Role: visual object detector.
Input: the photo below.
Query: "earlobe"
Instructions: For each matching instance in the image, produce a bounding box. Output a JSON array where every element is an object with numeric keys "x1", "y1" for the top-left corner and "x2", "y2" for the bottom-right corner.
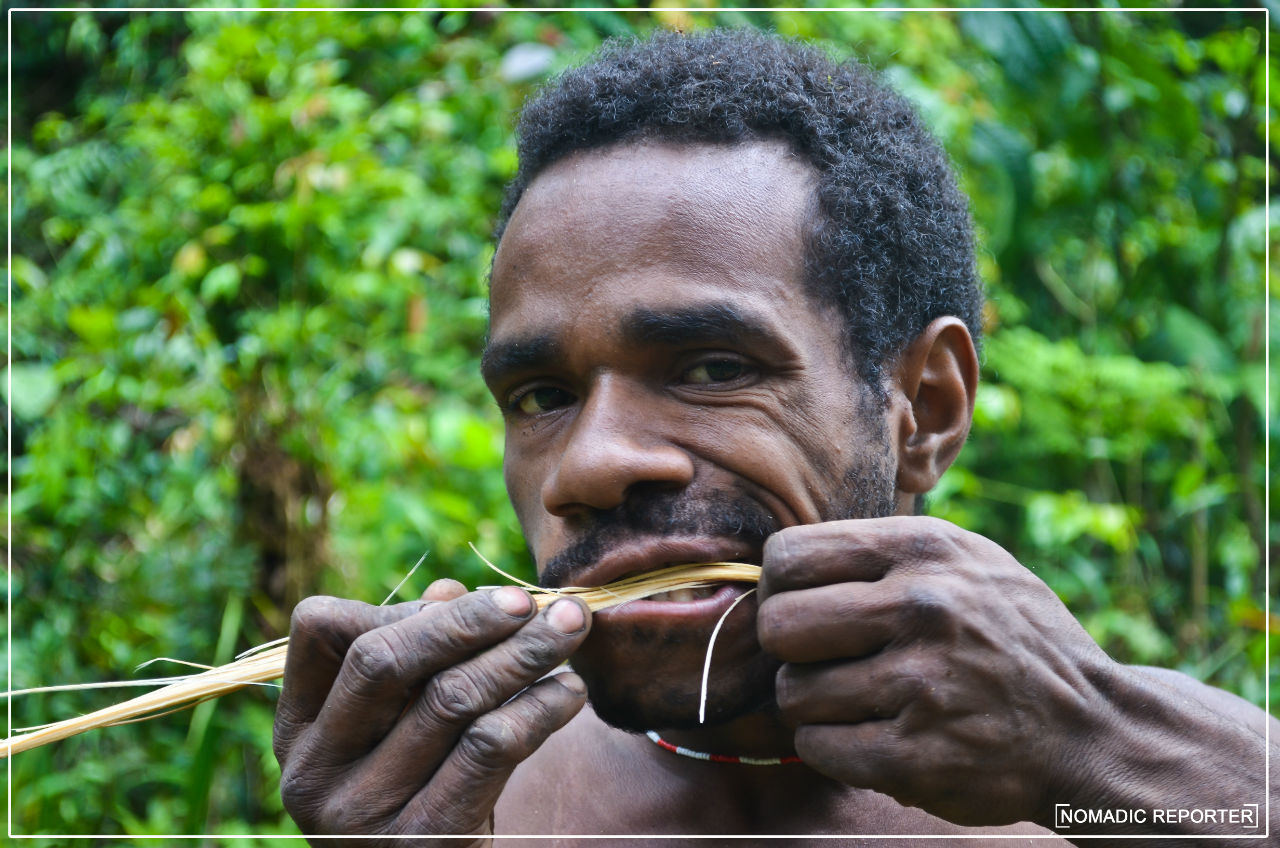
[{"x1": 890, "y1": 317, "x2": 979, "y2": 494}]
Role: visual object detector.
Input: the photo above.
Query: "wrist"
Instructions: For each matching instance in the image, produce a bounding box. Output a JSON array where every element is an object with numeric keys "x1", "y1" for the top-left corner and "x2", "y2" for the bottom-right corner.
[{"x1": 1037, "y1": 662, "x2": 1267, "y2": 840}]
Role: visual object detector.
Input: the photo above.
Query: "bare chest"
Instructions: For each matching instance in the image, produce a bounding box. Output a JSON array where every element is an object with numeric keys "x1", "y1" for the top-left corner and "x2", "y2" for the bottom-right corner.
[{"x1": 493, "y1": 720, "x2": 1063, "y2": 845}]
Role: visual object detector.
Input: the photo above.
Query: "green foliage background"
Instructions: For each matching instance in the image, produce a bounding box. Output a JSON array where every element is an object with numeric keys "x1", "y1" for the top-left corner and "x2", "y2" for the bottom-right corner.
[{"x1": 5, "y1": 6, "x2": 1271, "y2": 842}]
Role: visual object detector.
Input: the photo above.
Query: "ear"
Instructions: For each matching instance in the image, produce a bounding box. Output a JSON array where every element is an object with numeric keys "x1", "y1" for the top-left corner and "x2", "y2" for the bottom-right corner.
[{"x1": 889, "y1": 316, "x2": 979, "y2": 494}]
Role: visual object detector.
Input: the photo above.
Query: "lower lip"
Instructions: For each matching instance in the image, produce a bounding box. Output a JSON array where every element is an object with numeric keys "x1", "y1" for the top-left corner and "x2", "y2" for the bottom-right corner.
[{"x1": 593, "y1": 582, "x2": 755, "y2": 624}]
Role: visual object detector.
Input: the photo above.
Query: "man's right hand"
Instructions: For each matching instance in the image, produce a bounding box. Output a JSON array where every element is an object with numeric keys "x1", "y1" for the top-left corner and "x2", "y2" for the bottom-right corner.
[{"x1": 272, "y1": 579, "x2": 591, "y2": 845}]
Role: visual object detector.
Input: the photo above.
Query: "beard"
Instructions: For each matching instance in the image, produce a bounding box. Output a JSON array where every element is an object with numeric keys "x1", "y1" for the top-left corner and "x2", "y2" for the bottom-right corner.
[
  {"x1": 537, "y1": 488, "x2": 780, "y2": 591},
  {"x1": 536, "y1": 430, "x2": 898, "y2": 734},
  {"x1": 539, "y1": 487, "x2": 786, "y2": 733}
]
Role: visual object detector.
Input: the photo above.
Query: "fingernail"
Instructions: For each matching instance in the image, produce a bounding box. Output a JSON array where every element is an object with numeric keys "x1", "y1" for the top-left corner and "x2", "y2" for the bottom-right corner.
[
  {"x1": 422, "y1": 578, "x2": 466, "y2": 602},
  {"x1": 556, "y1": 671, "x2": 587, "y2": 696},
  {"x1": 547, "y1": 598, "x2": 586, "y2": 633},
  {"x1": 492, "y1": 586, "x2": 532, "y2": 617}
]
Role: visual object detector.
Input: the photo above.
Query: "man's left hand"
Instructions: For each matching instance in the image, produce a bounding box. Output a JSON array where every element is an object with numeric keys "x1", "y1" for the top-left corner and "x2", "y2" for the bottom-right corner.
[{"x1": 756, "y1": 516, "x2": 1117, "y2": 827}]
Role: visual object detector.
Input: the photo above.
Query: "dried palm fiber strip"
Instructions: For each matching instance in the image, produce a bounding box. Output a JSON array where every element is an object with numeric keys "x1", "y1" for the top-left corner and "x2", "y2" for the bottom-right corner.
[{"x1": 3, "y1": 562, "x2": 760, "y2": 758}]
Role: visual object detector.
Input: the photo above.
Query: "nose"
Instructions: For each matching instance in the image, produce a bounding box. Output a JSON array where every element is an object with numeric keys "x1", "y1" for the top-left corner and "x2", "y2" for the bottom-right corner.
[{"x1": 542, "y1": 377, "x2": 695, "y2": 516}]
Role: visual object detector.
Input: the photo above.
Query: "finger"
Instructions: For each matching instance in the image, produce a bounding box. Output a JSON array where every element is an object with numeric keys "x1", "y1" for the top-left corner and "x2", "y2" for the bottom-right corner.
[
  {"x1": 423, "y1": 578, "x2": 468, "y2": 602},
  {"x1": 346, "y1": 597, "x2": 590, "y2": 799},
  {"x1": 759, "y1": 520, "x2": 896, "y2": 599},
  {"x1": 275, "y1": 595, "x2": 433, "y2": 761},
  {"x1": 774, "y1": 649, "x2": 929, "y2": 725},
  {"x1": 794, "y1": 713, "x2": 1031, "y2": 827},
  {"x1": 297, "y1": 587, "x2": 538, "y2": 770},
  {"x1": 793, "y1": 721, "x2": 910, "y2": 794},
  {"x1": 756, "y1": 582, "x2": 898, "y2": 662},
  {"x1": 759, "y1": 516, "x2": 965, "y2": 598},
  {"x1": 398, "y1": 671, "x2": 589, "y2": 835},
  {"x1": 757, "y1": 514, "x2": 977, "y2": 602}
]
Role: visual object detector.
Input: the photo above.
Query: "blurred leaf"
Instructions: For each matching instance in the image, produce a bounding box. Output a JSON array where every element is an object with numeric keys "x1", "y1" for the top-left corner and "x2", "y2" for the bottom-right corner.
[
  {"x1": 6, "y1": 363, "x2": 61, "y2": 420},
  {"x1": 199, "y1": 263, "x2": 242, "y2": 302}
]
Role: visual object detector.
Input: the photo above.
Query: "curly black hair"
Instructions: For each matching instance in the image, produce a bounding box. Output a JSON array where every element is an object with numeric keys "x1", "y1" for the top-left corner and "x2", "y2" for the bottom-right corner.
[{"x1": 495, "y1": 27, "x2": 982, "y2": 390}]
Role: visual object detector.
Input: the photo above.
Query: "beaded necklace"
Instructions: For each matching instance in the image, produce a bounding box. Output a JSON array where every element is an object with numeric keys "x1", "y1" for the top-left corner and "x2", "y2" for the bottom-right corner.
[{"x1": 645, "y1": 730, "x2": 803, "y2": 765}]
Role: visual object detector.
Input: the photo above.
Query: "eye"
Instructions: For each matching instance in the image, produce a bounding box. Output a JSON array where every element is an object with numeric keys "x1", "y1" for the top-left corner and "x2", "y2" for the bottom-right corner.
[
  {"x1": 511, "y1": 386, "x2": 574, "y2": 415},
  {"x1": 682, "y1": 358, "x2": 750, "y2": 385}
]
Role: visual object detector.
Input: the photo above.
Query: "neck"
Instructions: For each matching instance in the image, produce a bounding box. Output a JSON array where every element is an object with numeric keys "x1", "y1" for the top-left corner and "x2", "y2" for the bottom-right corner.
[
  {"x1": 655, "y1": 709, "x2": 798, "y2": 761},
  {"x1": 635, "y1": 711, "x2": 848, "y2": 804}
]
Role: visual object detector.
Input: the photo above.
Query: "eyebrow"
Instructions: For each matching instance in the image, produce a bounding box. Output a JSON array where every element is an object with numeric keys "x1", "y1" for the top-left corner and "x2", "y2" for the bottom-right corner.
[
  {"x1": 480, "y1": 303, "x2": 783, "y2": 386},
  {"x1": 480, "y1": 334, "x2": 563, "y2": 386},
  {"x1": 622, "y1": 303, "x2": 778, "y2": 349}
]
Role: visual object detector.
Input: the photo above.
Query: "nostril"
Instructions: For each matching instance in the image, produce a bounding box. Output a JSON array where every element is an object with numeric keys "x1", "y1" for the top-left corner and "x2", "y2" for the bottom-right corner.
[
  {"x1": 545, "y1": 498, "x2": 597, "y2": 520},
  {"x1": 542, "y1": 442, "x2": 695, "y2": 516},
  {"x1": 625, "y1": 479, "x2": 689, "y2": 502}
]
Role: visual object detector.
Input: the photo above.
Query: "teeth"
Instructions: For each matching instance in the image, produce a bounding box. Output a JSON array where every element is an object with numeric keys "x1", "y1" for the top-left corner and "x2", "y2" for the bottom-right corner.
[{"x1": 648, "y1": 587, "x2": 714, "y2": 603}]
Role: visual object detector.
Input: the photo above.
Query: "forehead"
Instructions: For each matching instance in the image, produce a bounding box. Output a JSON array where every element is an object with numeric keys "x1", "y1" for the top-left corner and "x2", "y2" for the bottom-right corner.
[{"x1": 489, "y1": 141, "x2": 819, "y2": 337}]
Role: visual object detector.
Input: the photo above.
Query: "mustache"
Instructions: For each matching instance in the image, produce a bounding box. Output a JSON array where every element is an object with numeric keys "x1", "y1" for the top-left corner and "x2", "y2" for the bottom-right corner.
[{"x1": 538, "y1": 489, "x2": 779, "y2": 589}]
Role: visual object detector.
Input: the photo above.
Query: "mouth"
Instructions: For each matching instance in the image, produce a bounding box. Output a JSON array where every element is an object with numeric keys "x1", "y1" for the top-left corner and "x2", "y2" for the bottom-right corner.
[
  {"x1": 543, "y1": 537, "x2": 760, "y2": 622},
  {"x1": 590, "y1": 578, "x2": 756, "y2": 631},
  {"x1": 642, "y1": 585, "x2": 720, "y2": 603},
  {"x1": 553, "y1": 536, "x2": 761, "y2": 592}
]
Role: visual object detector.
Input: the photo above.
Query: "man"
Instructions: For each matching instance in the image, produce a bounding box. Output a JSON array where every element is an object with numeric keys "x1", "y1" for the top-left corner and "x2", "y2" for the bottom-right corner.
[{"x1": 272, "y1": 29, "x2": 1274, "y2": 844}]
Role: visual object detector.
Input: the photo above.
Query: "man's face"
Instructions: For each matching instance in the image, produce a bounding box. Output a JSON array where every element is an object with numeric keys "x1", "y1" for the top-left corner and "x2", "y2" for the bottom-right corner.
[{"x1": 484, "y1": 141, "x2": 900, "y2": 731}]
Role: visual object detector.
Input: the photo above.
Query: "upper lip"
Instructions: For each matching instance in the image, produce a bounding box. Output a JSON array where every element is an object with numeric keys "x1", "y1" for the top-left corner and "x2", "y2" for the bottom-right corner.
[{"x1": 556, "y1": 536, "x2": 762, "y2": 589}]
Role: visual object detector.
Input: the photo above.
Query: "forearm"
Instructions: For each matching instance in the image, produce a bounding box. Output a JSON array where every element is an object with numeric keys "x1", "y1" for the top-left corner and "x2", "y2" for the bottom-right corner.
[{"x1": 1046, "y1": 663, "x2": 1276, "y2": 846}]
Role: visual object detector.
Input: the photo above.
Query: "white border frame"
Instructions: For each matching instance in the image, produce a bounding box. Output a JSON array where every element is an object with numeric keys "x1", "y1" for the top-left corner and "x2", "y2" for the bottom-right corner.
[{"x1": 5, "y1": 5, "x2": 1271, "y2": 841}]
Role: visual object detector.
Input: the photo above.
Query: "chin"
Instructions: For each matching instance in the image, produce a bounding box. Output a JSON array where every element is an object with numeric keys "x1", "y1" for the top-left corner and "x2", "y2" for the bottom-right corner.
[{"x1": 570, "y1": 650, "x2": 780, "y2": 733}]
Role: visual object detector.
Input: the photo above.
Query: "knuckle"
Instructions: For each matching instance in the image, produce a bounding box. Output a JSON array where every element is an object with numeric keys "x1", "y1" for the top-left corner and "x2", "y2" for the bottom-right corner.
[
  {"x1": 907, "y1": 517, "x2": 961, "y2": 564},
  {"x1": 319, "y1": 793, "x2": 380, "y2": 837},
  {"x1": 511, "y1": 632, "x2": 567, "y2": 675},
  {"x1": 902, "y1": 584, "x2": 950, "y2": 634},
  {"x1": 345, "y1": 629, "x2": 411, "y2": 688},
  {"x1": 448, "y1": 591, "x2": 502, "y2": 634},
  {"x1": 515, "y1": 685, "x2": 562, "y2": 730},
  {"x1": 278, "y1": 763, "x2": 304, "y2": 809},
  {"x1": 289, "y1": 595, "x2": 342, "y2": 636},
  {"x1": 907, "y1": 532, "x2": 941, "y2": 566},
  {"x1": 421, "y1": 665, "x2": 491, "y2": 724},
  {"x1": 403, "y1": 796, "x2": 486, "y2": 841},
  {"x1": 280, "y1": 761, "x2": 402, "y2": 841},
  {"x1": 273, "y1": 695, "x2": 315, "y2": 756},
  {"x1": 898, "y1": 655, "x2": 933, "y2": 701},
  {"x1": 422, "y1": 616, "x2": 474, "y2": 659},
  {"x1": 279, "y1": 764, "x2": 327, "y2": 829},
  {"x1": 917, "y1": 515, "x2": 953, "y2": 536},
  {"x1": 457, "y1": 712, "x2": 523, "y2": 775},
  {"x1": 431, "y1": 592, "x2": 522, "y2": 656}
]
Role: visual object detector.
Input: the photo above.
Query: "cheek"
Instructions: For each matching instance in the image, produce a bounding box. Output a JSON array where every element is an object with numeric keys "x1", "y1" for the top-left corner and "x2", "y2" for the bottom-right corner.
[
  {"x1": 502, "y1": 445, "x2": 579, "y2": 571},
  {"x1": 692, "y1": 394, "x2": 864, "y2": 516},
  {"x1": 777, "y1": 384, "x2": 886, "y2": 478},
  {"x1": 681, "y1": 420, "x2": 827, "y2": 525},
  {"x1": 503, "y1": 450, "x2": 548, "y2": 532}
]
